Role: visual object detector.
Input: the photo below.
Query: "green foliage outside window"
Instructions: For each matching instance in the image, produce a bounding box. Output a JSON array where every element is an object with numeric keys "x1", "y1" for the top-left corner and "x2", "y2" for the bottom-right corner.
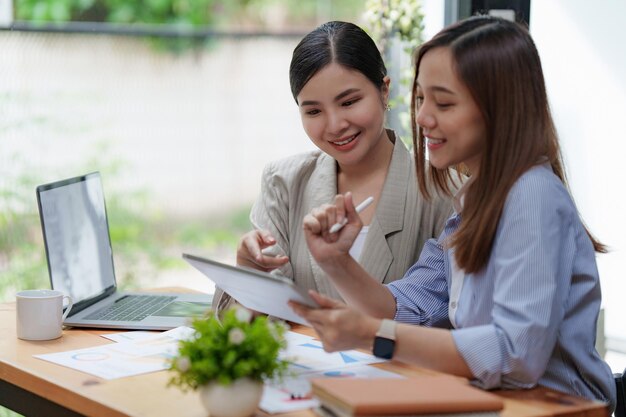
[
  {"x1": 364, "y1": 0, "x2": 425, "y2": 143},
  {"x1": 0, "y1": 147, "x2": 157, "y2": 302},
  {"x1": 16, "y1": 0, "x2": 217, "y2": 26},
  {"x1": 15, "y1": 0, "x2": 366, "y2": 51},
  {"x1": 15, "y1": 0, "x2": 365, "y2": 27},
  {"x1": 364, "y1": 0, "x2": 424, "y2": 54},
  {"x1": 0, "y1": 407, "x2": 20, "y2": 417},
  {"x1": 0, "y1": 145, "x2": 252, "y2": 303},
  {"x1": 0, "y1": 165, "x2": 45, "y2": 299}
]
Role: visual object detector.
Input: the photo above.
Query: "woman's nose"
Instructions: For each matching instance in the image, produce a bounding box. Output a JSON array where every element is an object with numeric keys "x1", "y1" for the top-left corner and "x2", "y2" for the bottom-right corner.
[
  {"x1": 326, "y1": 111, "x2": 348, "y2": 135},
  {"x1": 416, "y1": 105, "x2": 436, "y2": 130}
]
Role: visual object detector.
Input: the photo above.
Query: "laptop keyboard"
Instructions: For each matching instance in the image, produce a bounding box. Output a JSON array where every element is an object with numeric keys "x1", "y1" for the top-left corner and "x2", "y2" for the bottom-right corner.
[{"x1": 85, "y1": 295, "x2": 176, "y2": 321}]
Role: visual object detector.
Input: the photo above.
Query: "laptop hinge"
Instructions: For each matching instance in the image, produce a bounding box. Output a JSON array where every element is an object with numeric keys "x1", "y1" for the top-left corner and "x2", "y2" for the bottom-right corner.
[{"x1": 66, "y1": 285, "x2": 116, "y2": 317}]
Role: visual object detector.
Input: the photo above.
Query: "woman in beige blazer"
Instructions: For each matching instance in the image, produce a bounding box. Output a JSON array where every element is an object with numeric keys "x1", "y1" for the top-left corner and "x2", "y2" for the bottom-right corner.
[{"x1": 214, "y1": 21, "x2": 453, "y2": 310}]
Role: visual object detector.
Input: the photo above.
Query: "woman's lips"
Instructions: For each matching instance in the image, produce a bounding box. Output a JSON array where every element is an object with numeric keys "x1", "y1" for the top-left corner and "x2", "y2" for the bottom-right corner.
[
  {"x1": 329, "y1": 132, "x2": 361, "y2": 151},
  {"x1": 426, "y1": 136, "x2": 446, "y2": 151}
]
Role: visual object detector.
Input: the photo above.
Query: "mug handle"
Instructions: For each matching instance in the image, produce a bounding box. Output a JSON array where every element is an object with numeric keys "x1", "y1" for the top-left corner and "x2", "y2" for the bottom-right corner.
[{"x1": 62, "y1": 295, "x2": 73, "y2": 321}]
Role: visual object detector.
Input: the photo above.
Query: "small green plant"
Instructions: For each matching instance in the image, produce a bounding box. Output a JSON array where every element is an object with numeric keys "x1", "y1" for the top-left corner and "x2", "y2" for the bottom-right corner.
[{"x1": 168, "y1": 306, "x2": 289, "y2": 390}]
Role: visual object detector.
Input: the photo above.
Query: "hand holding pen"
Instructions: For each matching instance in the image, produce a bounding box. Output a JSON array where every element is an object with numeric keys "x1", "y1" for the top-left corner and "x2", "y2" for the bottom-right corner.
[
  {"x1": 302, "y1": 193, "x2": 374, "y2": 266},
  {"x1": 329, "y1": 196, "x2": 374, "y2": 233}
]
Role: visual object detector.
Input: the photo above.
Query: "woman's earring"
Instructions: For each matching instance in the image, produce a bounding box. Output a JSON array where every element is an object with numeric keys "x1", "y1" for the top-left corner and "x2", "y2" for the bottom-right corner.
[{"x1": 385, "y1": 104, "x2": 391, "y2": 112}]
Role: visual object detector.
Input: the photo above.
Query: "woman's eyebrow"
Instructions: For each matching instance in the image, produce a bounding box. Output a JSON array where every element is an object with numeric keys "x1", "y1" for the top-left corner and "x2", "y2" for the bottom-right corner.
[
  {"x1": 334, "y1": 88, "x2": 360, "y2": 102},
  {"x1": 416, "y1": 80, "x2": 455, "y2": 95},
  {"x1": 299, "y1": 88, "x2": 361, "y2": 107},
  {"x1": 299, "y1": 99, "x2": 319, "y2": 106},
  {"x1": 430, "y1": 85, "x2": 455, "y2": 95}
]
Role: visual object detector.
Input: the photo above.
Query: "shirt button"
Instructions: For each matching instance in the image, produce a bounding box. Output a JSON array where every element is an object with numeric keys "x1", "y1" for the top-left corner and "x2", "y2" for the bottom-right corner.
[{"x1": 450, "y1": 301, "x2": 457, "y2": 309}]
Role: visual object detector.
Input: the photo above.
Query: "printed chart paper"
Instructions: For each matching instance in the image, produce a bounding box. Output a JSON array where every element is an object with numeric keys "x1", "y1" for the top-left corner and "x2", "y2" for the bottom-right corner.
[
  {"x1": 34, "y1": 326, "x2": 194, "y2": 379},
  {"x1": 100, "y1": 331, "x2": 159, "y2": 343},
  {"x1": 282, "y1": 339, "x2": 385, "y2": 375}
]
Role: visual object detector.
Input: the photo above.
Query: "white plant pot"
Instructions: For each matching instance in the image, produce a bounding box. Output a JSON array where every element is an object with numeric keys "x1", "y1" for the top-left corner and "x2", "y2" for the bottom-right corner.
[{"x1": 199, "y1": 378, "x2": 264, "y2": 417}]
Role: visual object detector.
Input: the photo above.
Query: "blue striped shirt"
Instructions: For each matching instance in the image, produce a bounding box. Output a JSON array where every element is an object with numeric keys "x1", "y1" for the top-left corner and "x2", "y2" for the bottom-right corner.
[{"x1": 387, "y1": 164, "x2": 615, "y2": 409}]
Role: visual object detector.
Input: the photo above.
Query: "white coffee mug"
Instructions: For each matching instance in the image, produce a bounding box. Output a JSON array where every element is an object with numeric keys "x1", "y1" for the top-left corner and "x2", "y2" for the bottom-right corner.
[{"x1": 16, "y1": 289, "x2": 73, "y2": 341}]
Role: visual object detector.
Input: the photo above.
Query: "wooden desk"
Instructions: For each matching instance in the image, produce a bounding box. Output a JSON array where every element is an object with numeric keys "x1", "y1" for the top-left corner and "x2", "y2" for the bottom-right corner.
[{"x1": 0, "y1": 293, "x2": 609, "y2": 417}]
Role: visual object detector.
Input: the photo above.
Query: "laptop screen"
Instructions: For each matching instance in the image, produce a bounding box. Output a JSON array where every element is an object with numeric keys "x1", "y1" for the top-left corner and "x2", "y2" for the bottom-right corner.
[{"x1": 37, "y1": 172, "x2": 116, "y2": 305}]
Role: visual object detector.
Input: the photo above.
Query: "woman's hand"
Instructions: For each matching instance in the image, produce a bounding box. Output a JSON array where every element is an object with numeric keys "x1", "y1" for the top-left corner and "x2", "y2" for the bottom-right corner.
[
  {"x1": 302, "y1": 192, "x2": 362, "y2": 267},
  {"x1": 289, "y1": 291, "x2": 379, "y2": 353},
  {"x1": 236, "y1": 230, "x2": 289, "y2": 272}
]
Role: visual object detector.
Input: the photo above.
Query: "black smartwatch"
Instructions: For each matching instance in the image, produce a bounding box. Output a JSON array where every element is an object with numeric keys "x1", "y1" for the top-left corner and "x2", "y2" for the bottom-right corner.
[{"x1": 373, "y1": 319, "x2": 396, "y2": 359}]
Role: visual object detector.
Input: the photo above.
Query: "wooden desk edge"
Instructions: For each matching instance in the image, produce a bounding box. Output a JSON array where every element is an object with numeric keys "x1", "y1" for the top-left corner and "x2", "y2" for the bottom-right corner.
[{"x1": 0, "y1": 357, "x2": 128, "y2": 417}]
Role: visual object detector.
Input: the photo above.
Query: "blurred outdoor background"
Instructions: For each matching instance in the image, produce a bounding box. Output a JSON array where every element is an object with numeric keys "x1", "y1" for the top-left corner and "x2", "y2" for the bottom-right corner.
[
  {"x1": 0, "y1": 0, "x2": 366, "y2": 299},
  {"x1": 1, "y1": 0, "x2": 426, "y2": 305},
  {"x1": 1, "y1": 2, "x2": 625, "y2": 415}
]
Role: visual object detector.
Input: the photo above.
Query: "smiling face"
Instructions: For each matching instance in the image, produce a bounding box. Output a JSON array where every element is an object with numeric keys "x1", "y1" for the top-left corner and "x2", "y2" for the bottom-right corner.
[
  {"x1": 416, "y1": 47, "x2": 486, "y2": 175},
  {"x1": 297, "y1": 63, "x2": 391, "y2": 168}
]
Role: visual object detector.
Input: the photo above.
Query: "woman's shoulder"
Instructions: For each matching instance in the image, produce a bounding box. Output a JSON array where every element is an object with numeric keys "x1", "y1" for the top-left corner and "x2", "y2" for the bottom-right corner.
[
  {"x1": 262, "y1": 150, "x2": 326, "y2": 178},
  {"x1": 506, "y1": 164, "x2": 574, "y2": 214},
  {"x1": 511, "y1": 164, "x2": 566, "y2": 192}
]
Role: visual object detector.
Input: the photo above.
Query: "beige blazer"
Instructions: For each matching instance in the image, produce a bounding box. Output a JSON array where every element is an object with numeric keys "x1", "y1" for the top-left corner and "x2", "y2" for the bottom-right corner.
[{"x1": 214, "y1": 131, "x2": 454, "y2": 309}]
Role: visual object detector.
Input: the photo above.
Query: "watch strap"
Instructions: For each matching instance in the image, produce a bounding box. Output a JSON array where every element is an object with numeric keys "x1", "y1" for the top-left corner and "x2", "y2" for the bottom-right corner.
[{"x1": 376, "y1": 319, "x2": 396, "y2": 340}]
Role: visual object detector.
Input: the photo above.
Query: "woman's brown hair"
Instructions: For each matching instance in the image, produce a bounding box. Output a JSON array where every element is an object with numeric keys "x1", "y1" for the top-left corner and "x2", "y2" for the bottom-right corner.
[{"x1": 411, "y1": 16, "x2": 606, "y2": 274}]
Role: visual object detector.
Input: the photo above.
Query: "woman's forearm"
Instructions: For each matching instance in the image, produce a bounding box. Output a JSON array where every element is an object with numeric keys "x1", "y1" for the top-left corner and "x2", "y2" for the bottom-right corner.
[
  {"x1": 393, "y1": 323, "x2": 473, "y2": 377},
  {"x1": 320, "y1": 254, "x2": 397, "y2": 318},
  {"x1": 351, "y1": 316, "x2": 472, "y2": 377}
]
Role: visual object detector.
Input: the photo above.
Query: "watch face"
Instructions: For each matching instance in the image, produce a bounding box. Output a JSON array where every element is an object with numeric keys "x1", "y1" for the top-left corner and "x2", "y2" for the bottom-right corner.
[{"x1": 373, "y1": 336, "x2": 394, "y2": 359}]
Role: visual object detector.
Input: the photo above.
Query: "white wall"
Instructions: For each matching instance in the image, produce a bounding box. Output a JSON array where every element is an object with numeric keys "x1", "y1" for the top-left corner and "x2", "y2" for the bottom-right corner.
[
  {"x1": 0, "y1": 34, "x2": 314, "y2": 218},
  {"x1": 530, "y1": 2, "x2": 626, "y2": 346},
  {"x1": 421, "y1": 0, "x2": 445, "y2": 42}
]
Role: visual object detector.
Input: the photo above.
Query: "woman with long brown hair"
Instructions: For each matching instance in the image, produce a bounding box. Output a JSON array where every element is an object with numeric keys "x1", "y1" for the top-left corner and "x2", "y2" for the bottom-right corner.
[{"x1": 290, "y1": 15, "x2": 615, "y2": 409}]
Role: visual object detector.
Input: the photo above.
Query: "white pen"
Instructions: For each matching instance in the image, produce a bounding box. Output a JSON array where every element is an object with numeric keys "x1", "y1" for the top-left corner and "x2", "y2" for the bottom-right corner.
[{"x1": 328, "y1": 196, "x2": 374, "y2": 234}]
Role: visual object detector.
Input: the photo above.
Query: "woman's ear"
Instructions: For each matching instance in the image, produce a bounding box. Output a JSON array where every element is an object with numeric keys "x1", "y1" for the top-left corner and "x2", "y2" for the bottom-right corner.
[{"x1": 382, "y1": 75, "x2": 391, "y2": 106}]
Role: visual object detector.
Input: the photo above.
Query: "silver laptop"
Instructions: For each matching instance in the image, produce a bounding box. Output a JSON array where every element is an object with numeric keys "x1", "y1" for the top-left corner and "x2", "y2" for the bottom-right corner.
[{"x1": 36, "y1": 172, "x2": 212, "y2": 330}]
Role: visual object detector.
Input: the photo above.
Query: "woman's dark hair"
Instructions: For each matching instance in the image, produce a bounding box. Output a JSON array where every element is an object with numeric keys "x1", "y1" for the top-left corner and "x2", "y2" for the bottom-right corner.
[
  {"x1": 411, "y1": 15, "x2": 606, "y2": 273},
  {"x1": 289, "y1": 21, "x2": 387, "y2": 103}
]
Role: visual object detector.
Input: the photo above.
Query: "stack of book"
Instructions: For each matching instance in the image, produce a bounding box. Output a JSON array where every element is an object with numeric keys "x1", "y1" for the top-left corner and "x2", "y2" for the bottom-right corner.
[{"x1": 312, "y1": 375, "x2": 504, "y2": 417}]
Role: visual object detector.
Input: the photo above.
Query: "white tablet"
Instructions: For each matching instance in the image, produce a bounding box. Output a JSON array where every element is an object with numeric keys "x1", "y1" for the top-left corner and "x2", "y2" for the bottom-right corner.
[{"x1": 183, "y1": 253, "x2": 319, "y2": 326}]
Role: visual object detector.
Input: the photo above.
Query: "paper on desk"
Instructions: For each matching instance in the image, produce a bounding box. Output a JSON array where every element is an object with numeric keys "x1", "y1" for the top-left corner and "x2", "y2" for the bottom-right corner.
[
  {"x1": 259, "y1": 338, "x2": 391, "y2": 414},
  {"x1": 284, "y1": 330, "x2": 315, "y2": 345},
  {"x1": 260, "y1": 365, "x2": 404, "y2": 414},
  {"x1": 34, "y1": 326, "x2": 194, "y2": 380},
  {"x1": 282, "y1": 339, "x2": 385, "y2": 376},
  {"x1": 100, "y1": 331, "x2": 159, "y2": 343}
]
